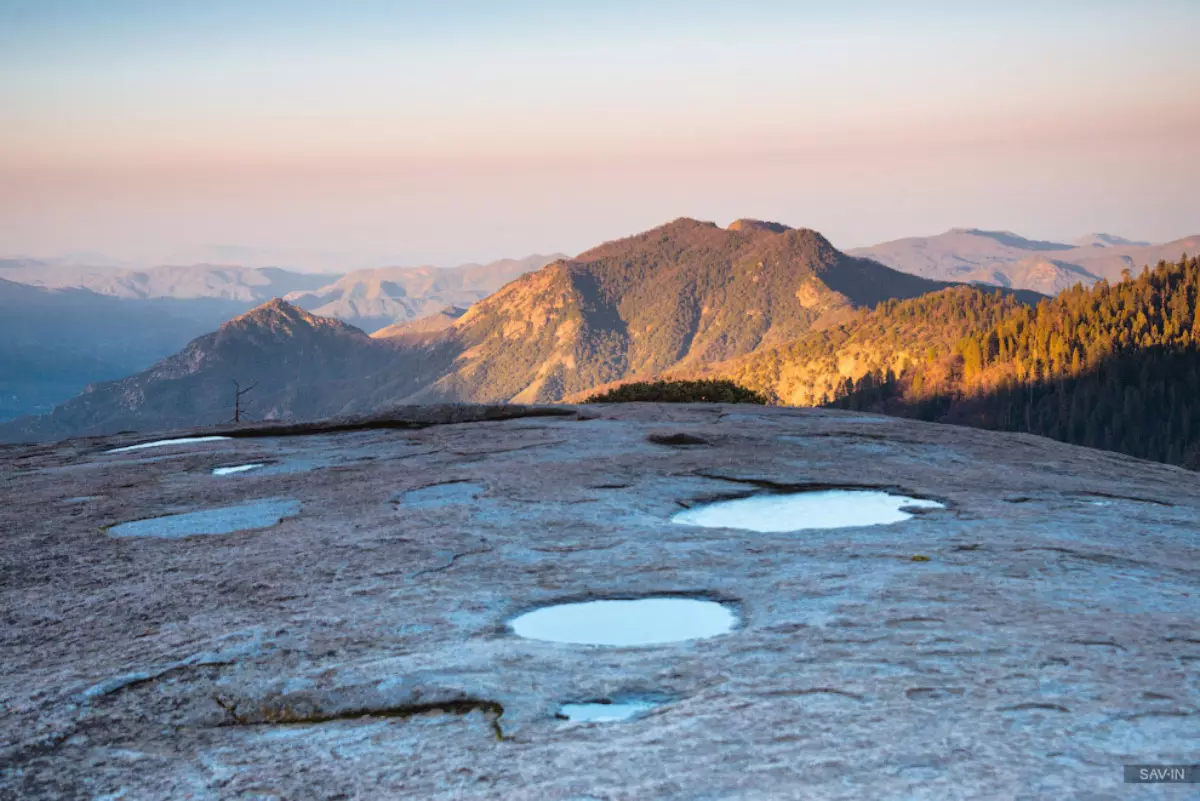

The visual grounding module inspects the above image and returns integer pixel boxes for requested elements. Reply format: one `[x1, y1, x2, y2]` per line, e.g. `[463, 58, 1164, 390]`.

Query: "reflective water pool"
[393, 482, 484, 508]
[212, 463, 265, 476]
[107, 436, 231, 454]
[672, 490, 944, 532]
[510, 597, 737, 646]
[106, 498, 301, 538]
[557, 699, 661, 722]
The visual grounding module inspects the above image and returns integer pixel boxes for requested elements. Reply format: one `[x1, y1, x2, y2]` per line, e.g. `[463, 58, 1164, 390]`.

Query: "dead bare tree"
[231, 380, 259, 424]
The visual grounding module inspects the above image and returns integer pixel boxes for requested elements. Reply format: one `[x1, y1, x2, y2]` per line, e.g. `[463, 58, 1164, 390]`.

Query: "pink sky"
[2, 1, 1198, 267]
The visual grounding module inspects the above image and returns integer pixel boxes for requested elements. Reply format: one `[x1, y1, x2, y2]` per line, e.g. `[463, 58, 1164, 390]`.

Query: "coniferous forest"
[826, 256, 1200, 468]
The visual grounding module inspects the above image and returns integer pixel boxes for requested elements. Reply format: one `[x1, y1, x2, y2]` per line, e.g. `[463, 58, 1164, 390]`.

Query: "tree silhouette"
[231, 379, 258, 423]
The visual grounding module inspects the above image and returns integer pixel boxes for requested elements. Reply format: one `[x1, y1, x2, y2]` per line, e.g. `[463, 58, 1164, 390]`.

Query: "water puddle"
[672, 490, 943, 532]
[510, 597, 737, 646]
[106, 498, 301, 538]
[213, 463, 265, 476]
[557, 698, 662, 722]
[107, 436, 231, 454]
[394, 482, 484, 509]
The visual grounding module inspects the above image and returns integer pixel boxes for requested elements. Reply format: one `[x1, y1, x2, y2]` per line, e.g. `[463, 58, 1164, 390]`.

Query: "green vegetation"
[586, 379, 767, 405]
[727, 285, 1027, 406]
[783, 256, 1200, 468]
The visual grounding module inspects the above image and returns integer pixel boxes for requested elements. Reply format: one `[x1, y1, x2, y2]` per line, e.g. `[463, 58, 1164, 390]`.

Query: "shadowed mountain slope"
[0, 279, 259, 420]
[0, 300, 453, 442]
[2, 219, 1023, 440]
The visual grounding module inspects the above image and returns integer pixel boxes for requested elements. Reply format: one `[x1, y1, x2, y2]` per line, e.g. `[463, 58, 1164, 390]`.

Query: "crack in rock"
[998, 703, 1071, 713]
[77, 655, 239, 702]
[212, 696, 507, 740]
[410, 548, 493, 578]
[448, 439, 568, 456]
[761, 688, 866, 702]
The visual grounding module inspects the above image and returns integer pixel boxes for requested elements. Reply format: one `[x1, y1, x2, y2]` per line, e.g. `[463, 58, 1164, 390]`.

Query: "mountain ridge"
[850, 229, 1197, 294]
[1, 219, 963, 440]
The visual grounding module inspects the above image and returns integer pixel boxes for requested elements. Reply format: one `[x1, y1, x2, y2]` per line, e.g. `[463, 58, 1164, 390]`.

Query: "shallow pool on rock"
[212, 463, 265, 476]
[510, 597, 737, 646]
[671, 490, 943, 532]
[394, 481, 485, 508]
[105, 498, 301, 538]
[107, 436, 231, 454]
[557, 699, 661, 722]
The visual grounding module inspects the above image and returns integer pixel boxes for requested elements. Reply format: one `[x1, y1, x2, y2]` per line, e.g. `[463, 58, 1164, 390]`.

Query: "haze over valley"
[5, 217, 1198, 472]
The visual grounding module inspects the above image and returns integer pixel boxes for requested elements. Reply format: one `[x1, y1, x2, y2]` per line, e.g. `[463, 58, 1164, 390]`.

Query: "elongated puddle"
[393, 482, 484, 508]
[672, 490, 943, 532]
[557, 699, 661, 722]
[213, 463, 265, 476]
[510, 598, 737, 646]
[106, 498, 300, 538]
[107, 436, 231, 454]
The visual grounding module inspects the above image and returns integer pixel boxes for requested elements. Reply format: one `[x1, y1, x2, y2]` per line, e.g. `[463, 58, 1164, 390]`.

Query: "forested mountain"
[1, 218, 957, 440]
[714, 286, 1030, 407]
[14, 219, 1191, 460]
[391, 218, 952, 403]
[721, 255, 1200, 468]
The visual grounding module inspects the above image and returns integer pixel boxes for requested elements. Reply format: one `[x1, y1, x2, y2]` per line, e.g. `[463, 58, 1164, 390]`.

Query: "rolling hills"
[849, 228, 1199, 295]
[283, 254, 561, 332]
[1, 218, 964, 439]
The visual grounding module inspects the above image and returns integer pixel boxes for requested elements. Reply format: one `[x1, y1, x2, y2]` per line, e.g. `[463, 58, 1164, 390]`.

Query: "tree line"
[830, 255, 1200, 467]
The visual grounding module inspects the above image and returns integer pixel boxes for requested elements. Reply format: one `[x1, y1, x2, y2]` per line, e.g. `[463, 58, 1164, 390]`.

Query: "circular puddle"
[672, 490, 944, 532]
[509, 597, 737, 646]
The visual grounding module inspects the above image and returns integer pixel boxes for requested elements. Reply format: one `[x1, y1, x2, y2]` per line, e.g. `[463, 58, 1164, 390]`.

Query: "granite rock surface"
[1, 404, 1197, 799]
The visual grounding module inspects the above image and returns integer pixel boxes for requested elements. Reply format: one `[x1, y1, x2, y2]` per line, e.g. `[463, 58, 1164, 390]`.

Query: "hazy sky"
[2, 0, 1198, 268]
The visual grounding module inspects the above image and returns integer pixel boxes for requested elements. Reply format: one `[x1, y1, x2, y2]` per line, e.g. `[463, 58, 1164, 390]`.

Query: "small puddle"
[213, 463, 265, 476]
[106, 498, 301, 538]
[557, 698, 662, 722]
[672, 490, 943, 532]
[107, 436, 231, 454]
[510, 597, 737, 646]
[393, 482, 484, 509]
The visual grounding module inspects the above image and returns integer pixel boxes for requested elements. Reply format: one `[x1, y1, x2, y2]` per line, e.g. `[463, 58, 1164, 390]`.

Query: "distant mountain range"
[0, 255, 558, 420]
[848, 228, 1198, 295]
[0, 278, 251, 421]
[5, 219, 1193, 445]
[282, 255, 563, 332]
[0, 255, 561, 331]
[0, 261, 336, 302]
[1, 218, 975, 440]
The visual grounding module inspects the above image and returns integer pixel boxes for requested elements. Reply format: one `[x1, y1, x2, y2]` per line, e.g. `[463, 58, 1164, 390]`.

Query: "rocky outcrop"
[2, 405, 1195, 798]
